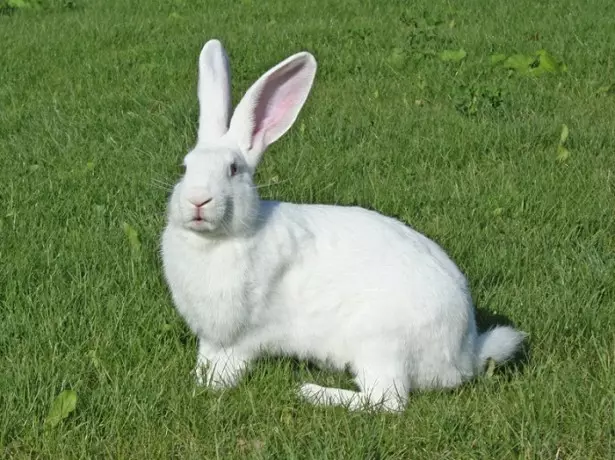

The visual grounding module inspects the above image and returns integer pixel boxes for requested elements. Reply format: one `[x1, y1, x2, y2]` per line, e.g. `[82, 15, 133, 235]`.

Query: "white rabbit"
[161, 39, 526, 412]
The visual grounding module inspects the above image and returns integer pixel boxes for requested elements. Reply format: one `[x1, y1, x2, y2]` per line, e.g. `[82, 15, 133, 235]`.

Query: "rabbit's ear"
[228, 51, 316, 167]
[196, 39, 232, 144]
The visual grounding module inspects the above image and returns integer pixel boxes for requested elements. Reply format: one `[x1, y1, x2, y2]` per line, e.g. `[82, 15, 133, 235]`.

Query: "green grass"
[1, 0, 614, 458]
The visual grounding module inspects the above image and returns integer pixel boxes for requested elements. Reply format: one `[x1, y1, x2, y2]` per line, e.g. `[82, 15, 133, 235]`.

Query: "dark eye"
[229, 162, 238, 177]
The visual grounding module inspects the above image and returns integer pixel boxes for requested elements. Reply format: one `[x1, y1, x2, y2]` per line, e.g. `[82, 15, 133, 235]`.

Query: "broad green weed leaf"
[497, 50, 566, 76]
[490, 54, 507, 65]
[530, 50, 567, 75]
[503, 54, 535, 73]
[557, 145, 570, 162]
[597, 84, 614, 95]
[45, 390, 77, 429]
[439, 49, 467, 62]
[122, 222, 141, 252]
[557, 124, 570, 162]
[8, 0, 29, 8]
[534, 49, 559, 73]
[559, 124, 569, 144]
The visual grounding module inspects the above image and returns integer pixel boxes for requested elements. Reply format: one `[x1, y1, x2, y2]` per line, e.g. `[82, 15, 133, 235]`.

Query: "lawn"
[1, 0, 614, 458]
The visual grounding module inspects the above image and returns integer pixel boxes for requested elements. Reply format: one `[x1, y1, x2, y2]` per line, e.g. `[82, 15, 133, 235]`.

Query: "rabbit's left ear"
[196, 39, 232, 144]
[227, 51, 317, 168]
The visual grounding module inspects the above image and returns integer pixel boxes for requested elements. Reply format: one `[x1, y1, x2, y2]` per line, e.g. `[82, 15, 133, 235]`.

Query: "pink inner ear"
[250, 62, 309, 146]
[253, 98, 294, 137]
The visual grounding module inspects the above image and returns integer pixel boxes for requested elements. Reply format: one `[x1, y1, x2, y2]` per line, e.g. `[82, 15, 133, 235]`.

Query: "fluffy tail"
[476, 326, 526, 368]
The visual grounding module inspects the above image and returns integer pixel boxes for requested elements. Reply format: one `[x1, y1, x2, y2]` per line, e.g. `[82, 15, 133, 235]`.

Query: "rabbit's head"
[167, 40, 317, 236]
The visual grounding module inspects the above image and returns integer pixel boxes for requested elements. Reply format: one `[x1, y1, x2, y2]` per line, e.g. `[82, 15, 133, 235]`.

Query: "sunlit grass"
[1, 0, 614, 457]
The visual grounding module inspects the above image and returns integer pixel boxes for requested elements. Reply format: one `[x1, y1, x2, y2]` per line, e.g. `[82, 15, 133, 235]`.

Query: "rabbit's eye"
[229, 162, 238, 177]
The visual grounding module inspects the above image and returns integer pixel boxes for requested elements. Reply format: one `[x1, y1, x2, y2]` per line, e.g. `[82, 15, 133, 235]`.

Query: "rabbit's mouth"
[187, 218, 213, 232]
[186, 210, 226, 233]
[190, 214, 208, 224]
[190, 210, 210, 226]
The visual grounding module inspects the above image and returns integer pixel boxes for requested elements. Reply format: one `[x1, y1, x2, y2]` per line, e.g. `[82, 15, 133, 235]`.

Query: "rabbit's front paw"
[194, 352, 247, 389]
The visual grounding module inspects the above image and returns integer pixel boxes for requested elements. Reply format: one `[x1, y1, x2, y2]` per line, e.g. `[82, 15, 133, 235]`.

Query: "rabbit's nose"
[189, 197, 212, 208]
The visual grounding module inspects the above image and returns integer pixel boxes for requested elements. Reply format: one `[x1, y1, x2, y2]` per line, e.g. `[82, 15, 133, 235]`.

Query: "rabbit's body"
[161, 40, 525, 411]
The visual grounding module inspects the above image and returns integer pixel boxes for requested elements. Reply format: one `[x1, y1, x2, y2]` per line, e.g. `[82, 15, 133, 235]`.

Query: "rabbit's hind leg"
[298, 365, 409, 412]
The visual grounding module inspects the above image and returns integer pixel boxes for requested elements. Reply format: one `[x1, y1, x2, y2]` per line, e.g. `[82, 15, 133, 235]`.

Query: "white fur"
[161, 39, 526, 412]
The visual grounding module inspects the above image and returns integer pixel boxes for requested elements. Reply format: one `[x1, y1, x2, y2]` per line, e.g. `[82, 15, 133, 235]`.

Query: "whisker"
[151, 178, 175, 192]
[151, 184, 173, 192]
[152, 177, 174, 186]
[254, 178, 292, 189]
[221, 219, 233, 236]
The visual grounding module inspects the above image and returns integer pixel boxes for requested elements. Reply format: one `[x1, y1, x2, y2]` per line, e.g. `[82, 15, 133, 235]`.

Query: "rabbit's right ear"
[196, 39, 232, 145]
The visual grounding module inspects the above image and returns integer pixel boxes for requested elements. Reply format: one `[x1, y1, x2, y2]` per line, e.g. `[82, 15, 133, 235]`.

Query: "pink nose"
[189, 197, 212, 208]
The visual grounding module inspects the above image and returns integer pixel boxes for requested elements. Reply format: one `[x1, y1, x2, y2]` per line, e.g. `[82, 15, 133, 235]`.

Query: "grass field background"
[1, 0, 614, 458]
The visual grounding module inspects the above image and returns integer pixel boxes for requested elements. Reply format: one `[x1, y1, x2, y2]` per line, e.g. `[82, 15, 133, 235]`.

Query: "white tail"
[476, 326, 526, 368]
